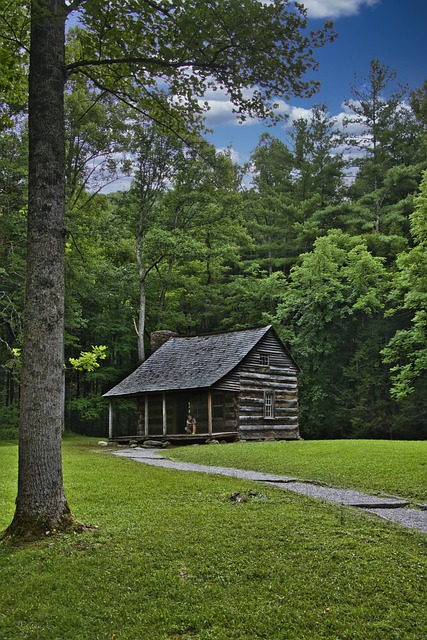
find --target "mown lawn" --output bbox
[168,439,427,503]
[1,438,426,640]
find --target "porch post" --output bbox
[145,395,149,437]
[207,390,213,436]
[162,393,167,436]
[108,400,113,439]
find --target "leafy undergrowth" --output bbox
[168,439,427,503]
[0,439,426,640]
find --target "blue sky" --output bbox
[205,0,427,163]
[68,0,426,190]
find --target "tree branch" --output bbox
[74,68,214,166]
[67,55,225,75]
[0,9,30,54]
[65,0,86,16]
[141,0,173,18]
[133,317,140,337]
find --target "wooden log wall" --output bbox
[132,329,299,440]
[234,332,299,440]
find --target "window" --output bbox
[264,391,275,418]
[259,352,270,366]
[212,392,224,419]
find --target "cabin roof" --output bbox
[104,325,283,398]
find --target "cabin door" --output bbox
[176,396,190,433]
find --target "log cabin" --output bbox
[103,325,300,443]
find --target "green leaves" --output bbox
[382,170,427,399]
[274,230,390,437]
[0,0,29,128]
[69,345,108,372]
[66,0,335,131]
[289,104,347,205]
[277,230,388,322]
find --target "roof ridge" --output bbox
[169,324,272,341]
[103,325,279,398]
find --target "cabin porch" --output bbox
[107,389,239,442]
[109,432,240,445]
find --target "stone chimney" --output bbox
[150,330,178,353]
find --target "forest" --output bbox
[1,28,426,441]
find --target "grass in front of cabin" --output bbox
[1,438,426,640]
[168,439,427,504]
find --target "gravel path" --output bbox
[112,447,427,534]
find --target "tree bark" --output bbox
[6,0,73,536]
[137,267,147,363]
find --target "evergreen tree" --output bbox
[289,104,346,206]
[244,133,298,274]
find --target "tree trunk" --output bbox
[137,270,146,363]
[157,257,175,325]
[135,210,150,364]
[6,0,73,537]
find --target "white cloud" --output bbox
[334,101,364,134]
[216,146,246,165]
[299,0,380,19]
[198,85,265,127]
[201,98,241,126]
[278,103,314,124]
[200,95,315,129]
[200,90,375,159]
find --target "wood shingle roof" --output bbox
[103,325,273,398]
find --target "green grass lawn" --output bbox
[168,439,427,504]
[1,438,426,640]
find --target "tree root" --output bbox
[1,505,99,544]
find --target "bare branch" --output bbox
[133,317,140,337]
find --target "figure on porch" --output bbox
[185,413,197,435]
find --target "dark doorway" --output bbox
[176,396,190,433]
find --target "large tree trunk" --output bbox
[7,0,73,536]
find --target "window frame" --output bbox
[259,352,270,367]
[264,390,275,419]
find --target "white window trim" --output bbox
[264,390,275,419]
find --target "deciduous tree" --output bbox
[382,170,427,400]
[5,0,335,537]
[0,0,29,128]
[274,230,389,438]
[125,120,186,362]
